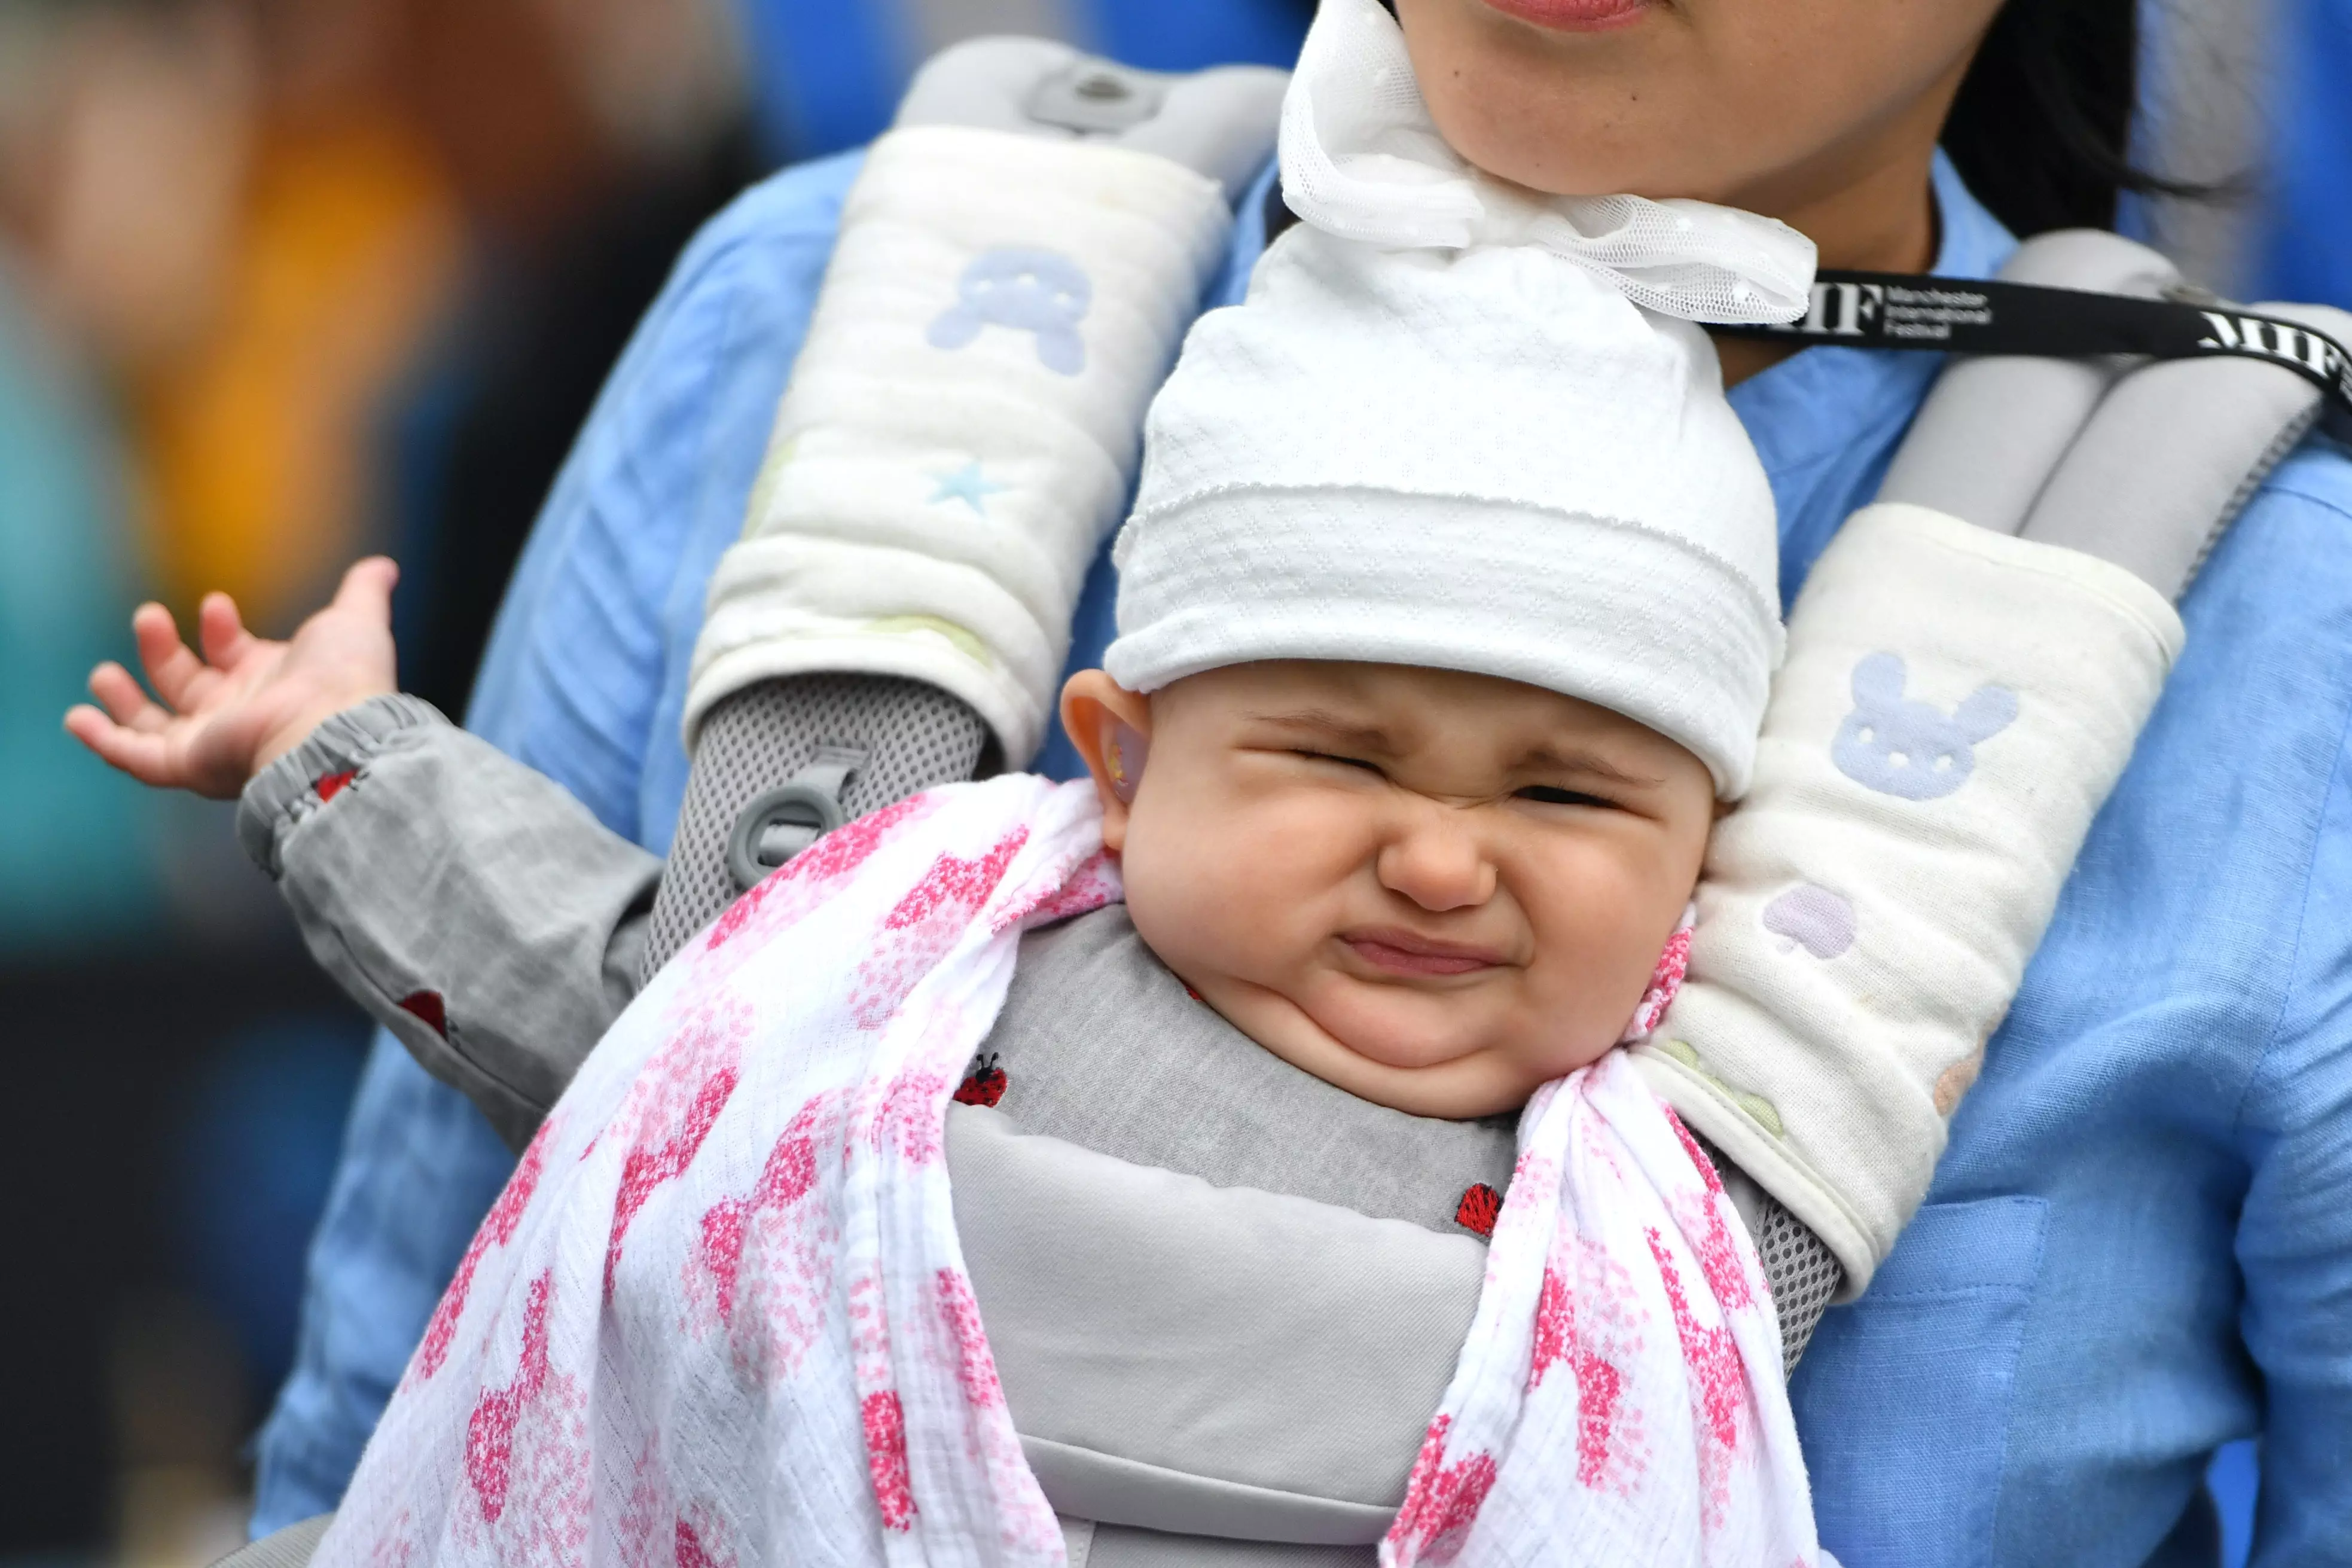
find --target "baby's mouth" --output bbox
[1341,928,1508,977]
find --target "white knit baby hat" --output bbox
[1105,0,1817,796]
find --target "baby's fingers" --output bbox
[88,660,172,733]
[198,591,261,671]
[63,704,179,786]
[133,602,220,712]
[330,556,399,623]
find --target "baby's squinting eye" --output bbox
[1297,750,1383,775]
[1517,784,1616,810]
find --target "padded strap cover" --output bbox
[685,126,1230,765]
[1636,504,2185,1291]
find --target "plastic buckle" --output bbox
[725,743,869,892]
[1023,60,1167,135]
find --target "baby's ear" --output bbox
[1059,670,1153,852]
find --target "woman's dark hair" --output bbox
[1944,0,2207,237]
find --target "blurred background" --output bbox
[0,0,2336,1563]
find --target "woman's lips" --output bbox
[1343,929,1508,977]
[1477,0,1652,32]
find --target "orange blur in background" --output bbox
[0,0,744,1557]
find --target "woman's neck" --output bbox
[1711,161,1938,387]
[1709,56,1964,387]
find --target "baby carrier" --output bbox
[621,36,2350,1568]
[221,25,2351,1568]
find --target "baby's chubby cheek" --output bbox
[1114,784,1340,994]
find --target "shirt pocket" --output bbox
[1790,1194,2050,1568]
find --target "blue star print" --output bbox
[929,461,1009,515]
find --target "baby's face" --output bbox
[1063,661,1715,1119]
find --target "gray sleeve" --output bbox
[237,694,661,1150]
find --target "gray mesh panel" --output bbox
[643,675,992,976]
[1753,1192,1842,1369]
[208,1516,330,1568]
[1693,1132,1843,1373]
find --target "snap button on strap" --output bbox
[725,743,869,892]
[1023,60,1167,135]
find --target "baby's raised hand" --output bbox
[66,557,401,799]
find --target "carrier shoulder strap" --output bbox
[645,42,1288,975]
[1837,227,2342,602]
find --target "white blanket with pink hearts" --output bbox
[311,773,1822,1568]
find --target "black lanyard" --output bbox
[1714,271,2352,431]
[1263,179,2352,436]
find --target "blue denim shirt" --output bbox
[254,151,2352,1567]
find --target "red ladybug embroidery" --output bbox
[953,1053,1008,1109]
[399,989,450,1039]
[1454,1183,1502,1239]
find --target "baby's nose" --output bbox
[1375,820,1497,912]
